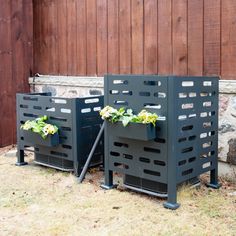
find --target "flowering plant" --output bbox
[20,115,58,139]
[100,106,158,127]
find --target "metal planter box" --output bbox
[102,75,220,209]
[16,93,104,176]
[22,130,59,147]
[107,121,156,141]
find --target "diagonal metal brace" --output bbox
[78,122,105,183]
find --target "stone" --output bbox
[89,89,103,95]
[42,85,57,96]
[228,191,236,196]
[219,95,229,115]
[218,119,235,134]
[227,138,236,165]
[4,149,17,158]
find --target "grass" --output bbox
[0,149,236,236]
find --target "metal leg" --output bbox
[100,121,116,190]
[78,123,104,183]
[206,168,221,189]
[163,182,180,210]
[74,160,81,177]
[15,149,28,166]
[101,169,116,190]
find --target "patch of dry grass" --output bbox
[0,148,236,236]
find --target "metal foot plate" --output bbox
[163,202,180,210]
[15,162,28,166]
[206,183,221,189]
[100,184,117,190]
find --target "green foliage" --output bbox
[100,106,158,127]
[20,116,58,139]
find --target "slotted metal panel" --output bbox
[16,93,104,175]
[103,75,219,209]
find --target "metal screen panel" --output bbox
[103,74,219,209]
[105,75,168,184]
[16,93,104,175]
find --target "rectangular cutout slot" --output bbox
[182,168,193,176]
[93,107,101,111]
[203,101,212,107]
[144,147,160,154]
[143,81,161,86]
[182,103,194,109]
[123,154,133,160]
[189,157,196,163]
[50,116,67,122]
[182,81,194,87]
[23,113,38,118]
[202,162,211,169]
[114,100,128,106]
[84,98,99,104]
[202,142,212,148]
[203,81,212,86]
[179,93,187,98]
[144,103,161,109]
[51,98,67,104]
[81,108,91,113]
[154,160,165,166]
[114,142,128,148]
[178,160,186,166]
[139,157,150,163]
[182,125,193,131]
[110,90,119,95]
[144,169,160,176]
[154,92,166,98]
[122,91,132,95]
[33,106,42,110]
[20,104,28,108]
[61,108,71,114]
[110,151,120,157]
[113,80,128,85]
[139,91,151,96]
[23,96,38,101]
[181,147,193,153]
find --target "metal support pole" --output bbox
[78,122,105,183]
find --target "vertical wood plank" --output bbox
[131,0,144,74]
[188,0,203,75]
[11,0,24,91]
[11,0,23,144]
[77,0,86,75]
[221,0,236,79]
[87,0,97,75]
[67,0,77,75]
[23,0,33,86]
[158,0,172,75]
[0,0,13,146]
[144,0,158,74]
[49,0,58,74]
[204,0,221,76]
[39,0,50,74]
[107,0,119,74]
[33,0,41,73]
[97,0,108,76]
[172,0,187,75]
[58,0,68,75]
[119,0,131,74]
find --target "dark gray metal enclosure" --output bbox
[16,93,104,176]
[102,75,220,209]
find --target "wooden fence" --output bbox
[33,0,236,79]
[2,0,236,147]
[0,0,33,147]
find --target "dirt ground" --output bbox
[0,147,236,236]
